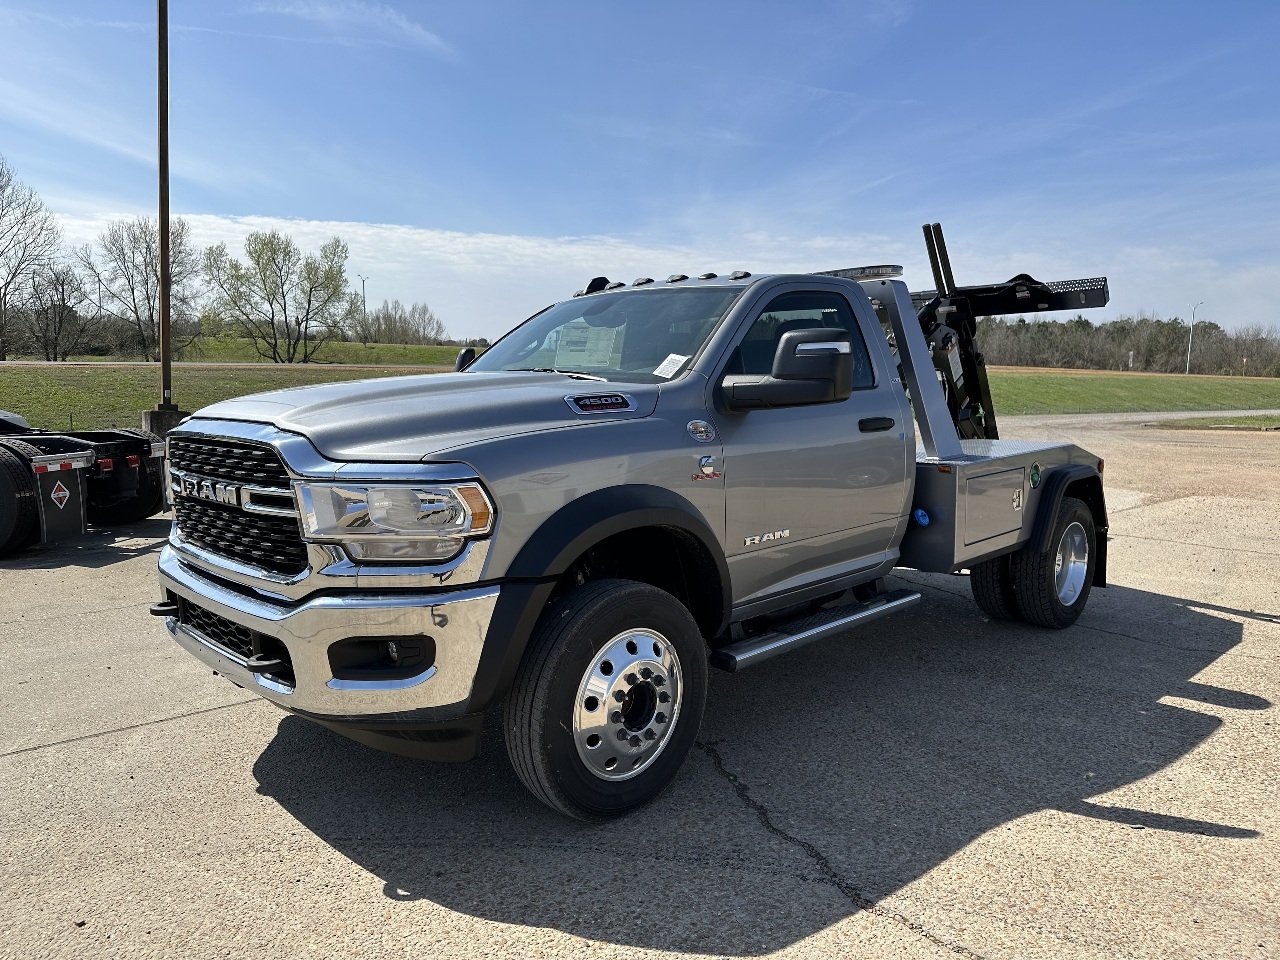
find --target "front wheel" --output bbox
[504,579,707,820]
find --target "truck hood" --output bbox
[192,371,660,462]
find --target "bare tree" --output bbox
[77,216,201,360]
[18,262,100,361]
[0,156,60,360]
[347,298,449,345]
[203,231,356,363]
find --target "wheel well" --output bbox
[1064,475,1107,530]
[554,525,725,640]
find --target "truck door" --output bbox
[717,286,910,605]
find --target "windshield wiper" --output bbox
[511,367,608,381]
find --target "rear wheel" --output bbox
[970,555,1020,621]
[505,579,707,820]
[0,447,39,557]
[1011,496,1096,628]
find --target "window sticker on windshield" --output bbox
[653,353,688,378]
[555,320,619,368]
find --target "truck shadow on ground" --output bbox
[253,576,1267,956]
[0,517,170,570]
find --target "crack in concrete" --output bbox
[695,740,990,960]
[0,700,256,760]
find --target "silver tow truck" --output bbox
[154,223,1110,819]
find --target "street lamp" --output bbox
[356,273,369,318]
[1185,301,1205,375]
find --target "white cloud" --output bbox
[51,208,1275,341]
[251,1,454,57]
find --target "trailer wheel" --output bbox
[0,447,40,558]
[505,578,707,821]
[1011,496,1096,628]
[970,556,1020,621]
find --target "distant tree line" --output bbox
[976,314,1280,378]
[0,154,482,363]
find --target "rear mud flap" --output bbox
[36,469,87,543]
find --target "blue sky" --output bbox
[1,1,1277,338]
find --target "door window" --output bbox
[728,291,875,388]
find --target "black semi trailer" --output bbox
[0,410,167,557]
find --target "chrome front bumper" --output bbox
[158,545,499,718]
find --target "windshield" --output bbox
[468,286,745,383]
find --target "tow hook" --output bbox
[244,654,286,675]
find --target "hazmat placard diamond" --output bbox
[50,480,70,509]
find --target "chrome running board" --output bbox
[710,589,922,672]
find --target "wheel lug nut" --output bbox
[655,712,667,724]
[613,690,626,702]
[610,710,622,724]
[652,675,665,687]
[616,729,629,741]
[629,735,641,747]
[643,729,656,741]
[640,667,652,680]
[658,691,670,703]
[624,672,638,685]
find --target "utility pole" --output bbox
[1185,301,1204,375]
[144,0,188,435]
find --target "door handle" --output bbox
[859,417,895,433]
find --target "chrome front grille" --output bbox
[167,436,292,489]
[168,435,308,577]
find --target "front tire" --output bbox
[505,579,707,820]
[1011,496,1096,628]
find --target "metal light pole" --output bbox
[1185,301,1205,375]
[143,0,187,434]
[357,273,369,317]
[157,0,174,408]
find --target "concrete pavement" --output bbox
[1,414,1276,960]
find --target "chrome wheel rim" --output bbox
[1055,521,1089,606]
[573,628,683,781]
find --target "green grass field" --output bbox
[55,338,461,367]
[1155,414,1280,430]
[0,364,433,430]
[986,368,1280,416]
[2,362,1279,431]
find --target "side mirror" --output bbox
[455,347,477,371]
[721,329,853,411]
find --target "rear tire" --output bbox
[970,555,1020,621]
[505,579,707,821]
[0,447,40,558]
[1011,496,1096,628]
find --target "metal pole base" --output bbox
[143,406,190,436]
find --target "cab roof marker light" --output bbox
[666,274,688,283]
[729,270,751,280]
[698,272,718,280]
[605,280,626,290]
[632,277,654,286]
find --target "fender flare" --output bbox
[1030,465,1108,587]
[465,485,731,713]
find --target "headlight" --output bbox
[296,481,494,562]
